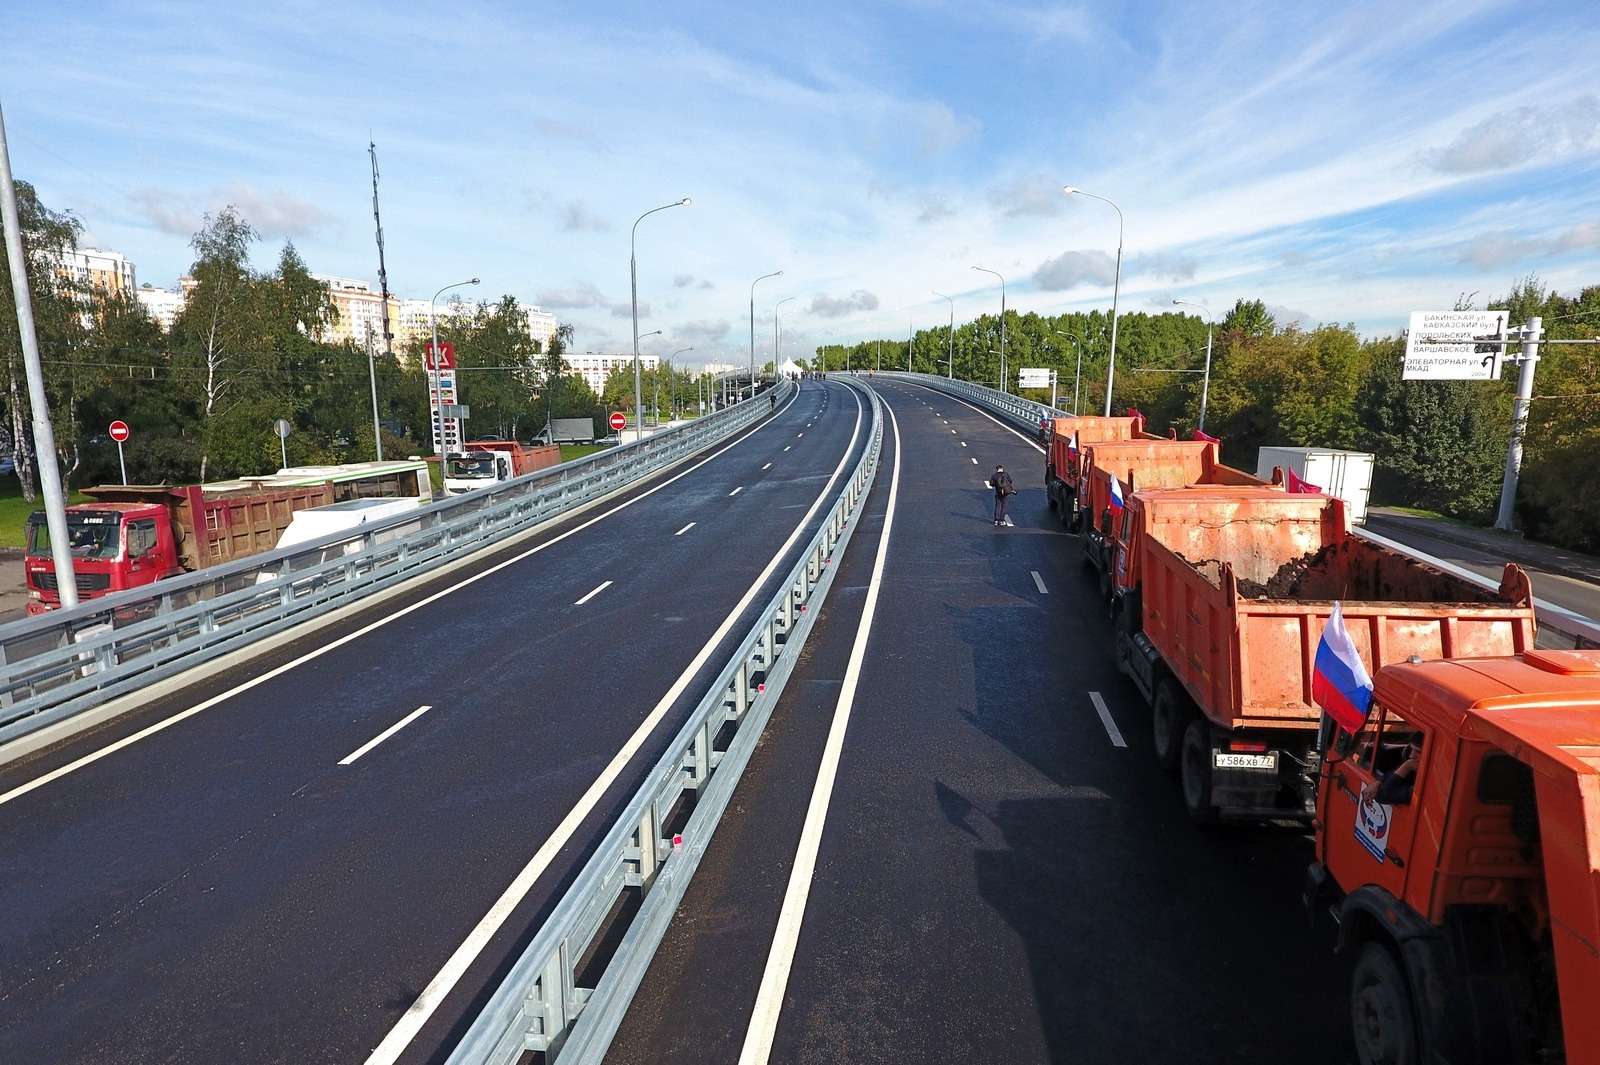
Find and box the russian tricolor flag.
[1312,602,1374,734]
[1286,468,1322,494]
[1108,474,1126,517]
[1067,431,1080,465]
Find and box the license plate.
[1214,751,1278,770]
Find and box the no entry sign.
[608,411,628,432]
[108,420,130,442]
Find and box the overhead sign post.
[424,341,463,455]
[1402,311,1509,381]
[108,420,130,485]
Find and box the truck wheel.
[1350,942,1419,1065]
[1180,719,1219,824]
[1151,682,1188,774]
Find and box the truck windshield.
[27,515,123,559]
[446,456,499,479]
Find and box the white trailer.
[1255,446,1375,525]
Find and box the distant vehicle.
[442,441,561,495]
[1042,414,1167,530]
[254,496,428,586]
[532,418,595,445]
[0,456,14,476]
[1256,446,1374,525]
[23,460,430,613]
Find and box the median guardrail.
[444,378,884,1065]
[0,380,794,752]
[890,371,1600,650]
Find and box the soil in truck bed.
[1189,540,1505,603]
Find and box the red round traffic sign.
[109,420,130,443]
[608,411,627,432]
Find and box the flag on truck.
[1286,468,1322,494]
[1108,474,1125,518]
[1067,431,1080,466]
[1313,602,1374,734]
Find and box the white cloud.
[1421,95,1600,175]
[1033,250,1116,290]
[989,175,1065,218]
[1132,252,1199,283]
[1457,221,1600,269]
[129,184,331,241]
[559,200,611,232]
[809,290,879,318]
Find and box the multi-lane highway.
[0,380,869,1065]
[605,378,1353,1064]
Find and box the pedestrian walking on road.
[992,463,1015,526]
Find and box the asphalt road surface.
[607,378,1353,1065]
[0,380,871,1065]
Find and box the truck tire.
[1151,681,1188,773]
[1349,942,1420,1065]
[1180,719,1220,824]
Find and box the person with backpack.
[992,463,1016,526]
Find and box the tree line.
[816,282,1600,552]
[0,183,608,496]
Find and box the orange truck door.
[1323,708,1427,899]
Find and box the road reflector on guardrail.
[672,834,684,850]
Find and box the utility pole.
[369,141,394,360]
[0,99,77,608]
[1495,317,1543,531]
[907,318,912,371]
[875,341,880,372]
[365,325,384,460]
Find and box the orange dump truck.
[1077,437,1271,590]
[442,440,562,495]
[1043,414,1166,529]
[1305,649,1600,1065]
[1109,487,1537,822]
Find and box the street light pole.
[364,324,384,460]
[670,346,694,420]
[1172,299,1215,431]
[750,269,782,399]
[430,276,479,457]
[635,328,661,429]
[632,198,691,443]
[774,296,795,379]
[933,290,954,378]
[973,266,1006,391]
[1063,186,1123,416]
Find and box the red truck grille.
[30,571,112,593]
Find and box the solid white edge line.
[0,386,805,810]
[338,705,433,766]
[674,522,696,536]
[574,580,613,606]
[1089,691,1128,748]
[1031,570,1048,594]
[737,392,902,1065]
[360,383,867,1065]
[729,486,744,497]
[899,380,1047,455]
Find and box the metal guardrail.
[445,379,884,1065]
[895,372,1600,650]
[876,370,1068,434]
[0,380,795,749]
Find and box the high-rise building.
[135,284,185,331]
[53,247,137,296]
[561,352,659,395]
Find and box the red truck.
[1107,486,1537,822]
[1043,414,1167,530]
[442,440,562,495]
[23,460,431,612]
[1306,649,1600,1065]
[1076,437,1270,596]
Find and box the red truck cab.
[24,503,181,612]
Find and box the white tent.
[777,358,804,377]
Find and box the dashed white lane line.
[575,580,613,605]
[1089,691,1128,748]
[950,428,957,433]
[1031,570,1048,594]
[762,462,772,471]
[798,432,805,438]
[729,485,744,497]
[784,446,791,452]
[961,441,967,447]
[675,522,697,536]
[970,457,977,464]
[737,390,904,1065]
[900,379,1046,455]
[339,704,433,766]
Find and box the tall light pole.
[632,198,692,443]
[933,290,954,378]
[973,266,1006,392]
[750,269,782,398]
[635,329,661,429]
[774,295,795,378]
[0,99,77,607]
[1054,329,1085,414]
[1172,299,1215,432]
[430,276,479,457]
[670,346,694,420]
[364,324,384,460]
[1062,186,1123,416]
[907,318,913,371]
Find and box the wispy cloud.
[559,200,611,232]
[1033,250,1116,290]
[129,184,332,242]
[810,290,880,318]
[1457,220,1600,269]
[1421,95,1600,175]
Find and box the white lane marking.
[762,462,772,471]
[0,386,806,809]
[574,580,613,605]
[1031,570,1048,594]
[783,446,791,452]
[1089,691,1128,748]
[738,393,902,1065]
[339,705,433,766]
[950,428,957,434]
[729,486,744,497]
[675,522,697,536]
[961,441,967,447]
[901,380,1046,455]
[797,432,804,438]
[970,457,977,464]
[362,384,867,1065]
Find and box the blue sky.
[6,0,1599,366]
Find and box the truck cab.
[443,450,513,495]
[24,503,181,612]
[1307,650,1600,1065]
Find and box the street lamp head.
[1062,185,1079,196]
[469,277,480,285]
[679,197,693,207]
